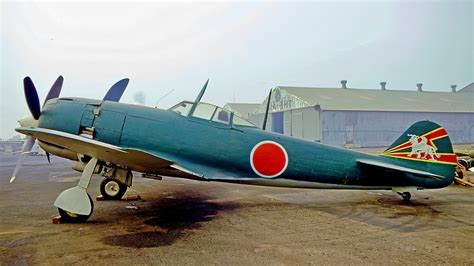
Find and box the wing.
[16,127,249,181]
[16,127,172,173]
[356,159,443,180]
[137,149,251,180]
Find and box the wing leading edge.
[15,127,173,173]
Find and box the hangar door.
[284,111,292,137]
[302,107,321,142]
[291,111,303,138]
[285,108,321,141]
[271,112,284,134]
[279,108,322,141]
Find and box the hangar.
[244,81,473,147]
[223,103,260,119]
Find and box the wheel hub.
[105,181,120,196]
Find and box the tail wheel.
[58,194,93,223]
[397,192,411,201]
[100,178,127,200]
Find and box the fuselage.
[36,97,453,189]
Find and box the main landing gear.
[54,158,98,223]
[58,195,94,223]
[53,158,132,222]
[100,178,128,200]
[397,192,411,202]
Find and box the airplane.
[11,76,458,222]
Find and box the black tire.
[458,159,468,169]
[58,194,93,223]
[100,178,127,200]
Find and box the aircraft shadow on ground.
[314,195,473,233]
[264,191,473,233]
[101,190,237,248]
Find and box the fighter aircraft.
[11,76,458,222]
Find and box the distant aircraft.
[11,76,457,222]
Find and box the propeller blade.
[103,78,129,102]
[43,75,64,106]
[46,151,51,163]
[23,77,41,120]
[10,137,36,183]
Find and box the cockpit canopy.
[169,101,256,127]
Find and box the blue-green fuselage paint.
[38,98,456,190]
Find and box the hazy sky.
[1,1,472,138]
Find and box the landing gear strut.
[397,192,411,201]
[100,178,128,200]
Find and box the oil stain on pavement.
[101,191,237,248]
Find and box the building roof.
[223,103,260,119]
[274,86,473,113]
[458,83,474,93]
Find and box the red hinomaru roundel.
[250,141,288,178]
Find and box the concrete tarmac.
[0,153,473,265]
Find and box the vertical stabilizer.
[382,120,457,186]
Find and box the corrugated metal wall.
[302,107,321,141]
[321,111,474,147]
[278,107,321,141]
[249,108,472,147]
[291,110,303,138]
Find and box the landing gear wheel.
[100,178,127,200]
[58,194,93,223]
[398,192,411,201]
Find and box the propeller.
[9,136,35,183]
[44,76,64,106]
[103,78,129,102]
[10,76,64,183]
[23,77,41,120]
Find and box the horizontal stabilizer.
[357,159,443,180]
